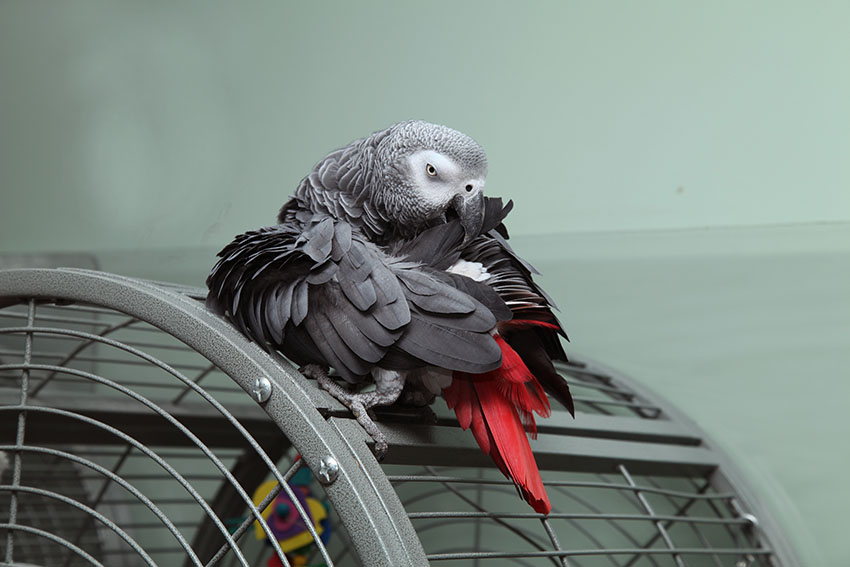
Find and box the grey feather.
[328,309,386,363]
[304,303,372,380]
[439,271,513,322]
[230,282,243,318]
[370,266,410,330]
[306,259,339,285]
[291,280,309,326]
[398,271,477,314]
[332,221,352,260]
[356,312,402,347]
[347,239,368,268]
[251,290,269,343]
[395,318,501,373]
[411,305,496,333]
[338,275,376,311]
[299,217,334,262]
[263,283,293,344]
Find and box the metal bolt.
[250,377,272,403]
[741,512,759,528]
[730,499,759,530]
[317,456,339,485]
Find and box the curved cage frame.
[0,268,798,567]
[0,268,425,567]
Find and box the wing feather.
[207,214,506,382]
[398,271,477,315]
[290,279,309,326]
[395,317,501,372]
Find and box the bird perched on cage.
[207,121,573,514]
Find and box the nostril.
[465,184,474,192]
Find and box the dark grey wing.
[206,221,318,355]
[207,216,404,381]
[207,215,502,383]
[392,269,501,372]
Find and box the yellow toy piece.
[252,479,328,553]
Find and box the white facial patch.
[408,150,461,182]
[448,259,490,282]
[406,150,463,209]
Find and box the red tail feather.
[444,335,552,514]
[499,319,561,331]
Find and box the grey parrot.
[206,121,573,514]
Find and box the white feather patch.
[447,259,490,282]
[419,367,454,395]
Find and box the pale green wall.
[1,1,849,253]
[2,2,848,565]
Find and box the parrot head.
[374,120,489,242]
[285,120,489,243]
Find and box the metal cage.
[0,268,798,567]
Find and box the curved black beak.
[452,191,485,244]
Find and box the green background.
[1,2,848,564]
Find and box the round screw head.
[317,456,339,485]
[250,377,272,403]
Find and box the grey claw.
[374,440,388,461]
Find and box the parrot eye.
[426,163,438,177]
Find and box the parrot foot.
[304,364,404,460]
